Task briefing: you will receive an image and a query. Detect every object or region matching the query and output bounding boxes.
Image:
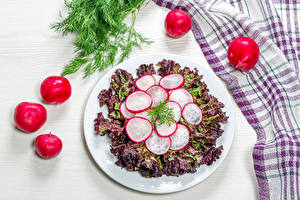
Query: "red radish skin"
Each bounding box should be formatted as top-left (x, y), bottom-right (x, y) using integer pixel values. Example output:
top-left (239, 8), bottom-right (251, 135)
top-left (145, 131), bottom-right (171, 155)
top-left (169, 124), bottom-right (190, 151)
top-left (125, 91), bottom-right (152, 113)
top-left (125, 117), bottom-right (153, 143)
top-left (165, 9), bottom-right (192, 38)
top-left (165, 101), bottom-right (182, 122)
top-left (14, 102), bottom-right (47, 133)
top-left (159, 74), bottom-right (185, 90)
top-left (134, 74), bottom-right (155, 91)
top-left (182, 103), bottom-right (203, 125)
top-left (227, 37), bottom-right (260, 71)
top-left (155, 119), bottom-right (178, 137)
top-left (40, 76), bottom-right (72, 104)
top-left (119, 102), bottom-right (135, 119)
top-left (146, 85), bottom-right (169, 106)
top-left (169, 88), bottom-right (194, 108)
top-left (34, 133), bottom-right (62, 159)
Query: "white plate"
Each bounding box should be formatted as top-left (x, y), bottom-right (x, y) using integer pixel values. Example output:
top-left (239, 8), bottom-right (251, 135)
top-left (84, 54), bottom-right (235, 194)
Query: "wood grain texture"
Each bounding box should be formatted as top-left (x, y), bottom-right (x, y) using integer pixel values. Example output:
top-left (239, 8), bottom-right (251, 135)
top-left (0, 1), bottom-right (258, 199)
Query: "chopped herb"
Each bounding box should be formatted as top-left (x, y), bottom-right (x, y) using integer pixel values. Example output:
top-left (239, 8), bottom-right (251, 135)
top-left (147, 101), bottom-right (175, 126)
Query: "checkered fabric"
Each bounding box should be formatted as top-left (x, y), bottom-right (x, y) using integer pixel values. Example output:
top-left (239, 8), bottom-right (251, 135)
top-left (153, 0), bottom-right (300, 199)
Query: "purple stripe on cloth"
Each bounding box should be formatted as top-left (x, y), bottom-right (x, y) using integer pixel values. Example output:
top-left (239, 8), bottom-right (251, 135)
top-left (297, 160), bottom-right (300, 200)
top-left (294, 1), bottom-right (300, 61)
top-left (253, 145), bottom-right (271, 199)
top-left (289, 139), bottom-right (295, 200)
top-left (281, 139), bottom-right (288, 199)
top-left (264, 0), bottom-right (300, 76)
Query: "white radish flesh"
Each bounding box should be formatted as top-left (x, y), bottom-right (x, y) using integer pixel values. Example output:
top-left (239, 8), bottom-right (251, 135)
top-left (159, 74), bottom-right (184, 90)
top-left (125, 117), bottom-right (153, 143)
top-left (135, 110), bottom-right (152, 121)
top-left (169, 88), bottom-right (194, 108)
top-left (165, 101), bottom-right (182, 122)
top-left (146, 85), bottom-right (168, 106)
top-left (170, 124), bottom-right (190, 151)
top-left (135, 75), bottom-right (155, 91)
top-left (125, 91), bottom-right (152, 113)
top-left (145, 131), bottom-right (171, 155)
top-left (120, 102), bottom-right (135, 119)
top-left (155, 120), bottom-right (177, 137)
top-left (152, 74), bottom-right (162, 85)
top-left (182, 103), bottom-right (203, 125)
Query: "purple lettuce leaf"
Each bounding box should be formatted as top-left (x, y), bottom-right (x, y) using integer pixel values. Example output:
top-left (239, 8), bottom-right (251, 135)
top-left (136, 64), bottom-right (156, 77)
top-left (98, 91), bottom-right (122, 120)
top-left (94, 113), bottom-right (124, 136)
top-left (157, 59), bottom-right (180, 76)
top-left (110, 69), bottom-right (136, 101)
top-left (200, 146), bottom-right (223, 166)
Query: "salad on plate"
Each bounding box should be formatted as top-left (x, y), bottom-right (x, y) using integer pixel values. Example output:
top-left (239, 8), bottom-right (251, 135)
top-left (94, 59), bottom-right (228, 178)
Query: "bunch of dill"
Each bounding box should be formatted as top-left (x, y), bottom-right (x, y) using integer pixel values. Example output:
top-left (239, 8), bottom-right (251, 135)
top-left (51, 0), bottom-right (152, 78)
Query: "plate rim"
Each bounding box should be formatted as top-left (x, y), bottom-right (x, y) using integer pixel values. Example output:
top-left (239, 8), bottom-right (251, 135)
top-left (83, 53), bottom-right (236, 194)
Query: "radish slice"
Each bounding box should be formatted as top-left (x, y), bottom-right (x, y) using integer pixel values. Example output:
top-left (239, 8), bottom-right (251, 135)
top-left (125, 117), bottom-right (153, 143)
top-left (134, 74), bottom-right (155, 91)
top-left (182, 103), bottom-right (203, 125)
top-left (125, 91), bottom-right (152, 113)
top-left (169, 88), bottom-right (193, 108)
top-left (135, 110), bottom-right (152, 121)
top-left (155, 119), bottom-right (177, 137)
top-left (145, 131), bottom-right (171, 155)
top-left (170, 124), bottom-right (190, 151)
top-left (146, 85), bottom-right (168, 106)
top-left (159, 74), bottom-right (185, 90)
top-left (120, 102), bottom-right (134, 119)
top-left (152, 74), bottom-right (162, 85)
top-left (165, 101), bottom-right (182, 122)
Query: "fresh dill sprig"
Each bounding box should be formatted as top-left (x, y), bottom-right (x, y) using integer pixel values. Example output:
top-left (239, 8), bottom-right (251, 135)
top-left (51, 0), bottom-right (152, 78)
top-left (148, 101), bottom-right (175, 126)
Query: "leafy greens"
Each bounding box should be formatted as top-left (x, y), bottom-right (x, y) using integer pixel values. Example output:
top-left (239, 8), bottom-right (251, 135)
top-left (52, 0), bottom-right (151, 78)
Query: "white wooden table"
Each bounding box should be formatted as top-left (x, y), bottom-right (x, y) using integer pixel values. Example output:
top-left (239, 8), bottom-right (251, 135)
top-left (0, 1), bottom-right (258, 199)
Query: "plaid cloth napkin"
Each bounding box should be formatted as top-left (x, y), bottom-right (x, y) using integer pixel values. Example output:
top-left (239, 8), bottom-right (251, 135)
top-left (153, 0), bottom-right (300, 199)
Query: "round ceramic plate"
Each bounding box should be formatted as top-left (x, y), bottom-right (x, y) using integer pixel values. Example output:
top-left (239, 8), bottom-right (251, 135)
top-left (84, 54), bottom-right (235, 193)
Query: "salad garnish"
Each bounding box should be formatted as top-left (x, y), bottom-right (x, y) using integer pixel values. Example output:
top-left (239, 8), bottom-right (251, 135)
top-left (148, 100), bottom-right (174, 126)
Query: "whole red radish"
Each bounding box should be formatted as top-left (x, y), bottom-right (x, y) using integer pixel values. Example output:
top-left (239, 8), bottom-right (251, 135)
top-left (165, 9), bottom-right (192, 38)
top-left (227, 37), bottom-right (260, 71)
top-left (14, 102), bottom-right (47, 133)
top-left (40, 76), bottom-right (71, 104)
top-left (34, 133), bottom-right (62, 159)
